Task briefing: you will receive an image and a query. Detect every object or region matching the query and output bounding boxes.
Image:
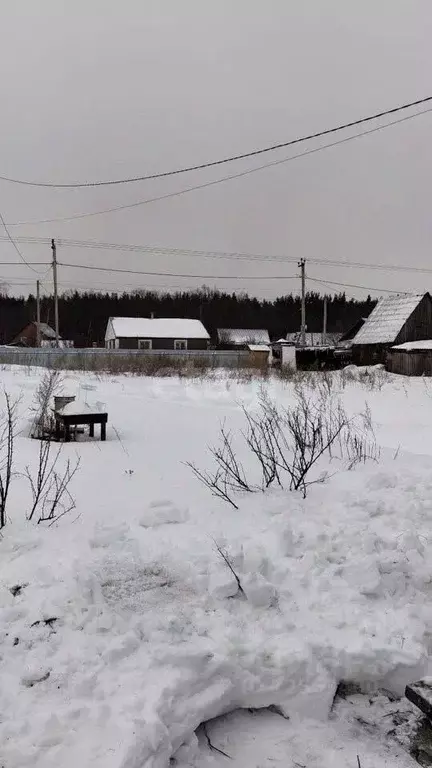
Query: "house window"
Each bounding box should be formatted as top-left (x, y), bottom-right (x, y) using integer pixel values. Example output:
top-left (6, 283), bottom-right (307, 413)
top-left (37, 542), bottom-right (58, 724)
top-left (174, 339), bottom-right (187, 351)
top-left (138, 339), bottom-right (152, 350)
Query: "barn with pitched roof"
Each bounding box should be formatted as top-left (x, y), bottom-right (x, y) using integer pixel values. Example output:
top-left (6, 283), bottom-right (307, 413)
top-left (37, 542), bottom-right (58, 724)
top-left (352, 293), bottom-right (432, 366)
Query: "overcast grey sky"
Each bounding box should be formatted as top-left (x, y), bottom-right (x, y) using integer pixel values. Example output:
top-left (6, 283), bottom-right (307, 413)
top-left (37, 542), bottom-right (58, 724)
top-left (1, 0), bottom-right (431, 299)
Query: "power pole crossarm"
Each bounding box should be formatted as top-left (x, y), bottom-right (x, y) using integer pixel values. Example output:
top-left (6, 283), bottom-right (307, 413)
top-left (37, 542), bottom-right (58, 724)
top-left (298, 258), bottom-right (306, 347)
top-left (51, 238), bottom-right (59, 347)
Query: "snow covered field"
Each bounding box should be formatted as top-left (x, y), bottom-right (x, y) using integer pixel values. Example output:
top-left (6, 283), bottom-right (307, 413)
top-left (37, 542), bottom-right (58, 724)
top-left (1, 365), bottom-right (431, 767)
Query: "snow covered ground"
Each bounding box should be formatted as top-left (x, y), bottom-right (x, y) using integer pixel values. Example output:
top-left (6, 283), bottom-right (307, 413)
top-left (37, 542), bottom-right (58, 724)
top-left (0, 365), bottom-right (431, 767)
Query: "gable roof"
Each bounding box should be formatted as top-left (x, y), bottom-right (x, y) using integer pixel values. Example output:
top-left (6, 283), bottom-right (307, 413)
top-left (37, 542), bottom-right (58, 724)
top-left (352, 294), bottom-right (427, 345)
top-left (107, 317), bottom-right (210, 340)
top-left (37, 322), bottom-right (57, 339)
top-left (338, 317), bottom-right (367, 345)
top-left (286, 331), bottom-right (340, 347)
top-left (217, 328), bottom-right (270, 345)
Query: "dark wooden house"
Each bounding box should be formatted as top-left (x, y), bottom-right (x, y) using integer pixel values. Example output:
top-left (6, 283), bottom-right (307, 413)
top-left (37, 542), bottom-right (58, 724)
top-left (105, 317), bottom-right (210, 350)
top-left (10, 322), bottom-right (59, 348)
top-left (352, 293), bottom-right (432, 366)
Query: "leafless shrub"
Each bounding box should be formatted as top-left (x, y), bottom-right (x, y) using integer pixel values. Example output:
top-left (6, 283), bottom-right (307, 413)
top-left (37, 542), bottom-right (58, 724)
top-left (319, 370), bottom-right (335, 396)
top-left (358, 366), bottom-right (388, 391)
top-left (0, 392), bottom-right (19, 529)
top-left (213, 539), bottom-right (245, 596)
top-left (31, 370), bottom-right (63, 439)
top-left (189, 386), bottom-right (379, 505)
top-left (26, 438), bottom-right (80, 525)
top-left (241, 404), bottom-right (282, 490)
top-left (186, 423), bottom-right (254, 508)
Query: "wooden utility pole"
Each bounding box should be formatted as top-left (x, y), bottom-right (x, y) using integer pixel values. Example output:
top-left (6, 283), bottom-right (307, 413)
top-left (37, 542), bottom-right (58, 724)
top-left (51, 238), bottom-right (59, 347)
top-left (298, 258), bottom-right (306, 346)
top-left (36, 279), bottom-right (41, 347)
top-left (322, 295), bottom-right (327, 346)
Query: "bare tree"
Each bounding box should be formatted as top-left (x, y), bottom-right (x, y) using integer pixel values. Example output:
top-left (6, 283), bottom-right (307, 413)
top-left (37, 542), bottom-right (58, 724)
top-left (0, 392), bottom-right (18, 529)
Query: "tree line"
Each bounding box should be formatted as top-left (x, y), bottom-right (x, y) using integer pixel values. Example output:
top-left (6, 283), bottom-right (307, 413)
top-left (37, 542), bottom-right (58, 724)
top-left (0, 288), bottom-right (376, 347)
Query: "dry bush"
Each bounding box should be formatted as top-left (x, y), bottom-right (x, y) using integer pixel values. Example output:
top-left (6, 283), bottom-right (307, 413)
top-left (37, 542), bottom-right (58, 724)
top-left (31, 370), bottom-right (63, 439)
top-left (27, 369), bottom-right (80, 525)
top-left (26, 442), bottom-right (80, 525)
top-left (0, 392), bottom-right (19, 529)
top-left (188, 385), bottom-right (379, 506)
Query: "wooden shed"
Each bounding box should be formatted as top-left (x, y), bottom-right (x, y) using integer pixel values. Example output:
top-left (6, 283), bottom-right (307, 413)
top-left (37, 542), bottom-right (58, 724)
top-left (387, 340), bottom-right (432, 376)
top-left (352, 293), bottom-right (432, 366)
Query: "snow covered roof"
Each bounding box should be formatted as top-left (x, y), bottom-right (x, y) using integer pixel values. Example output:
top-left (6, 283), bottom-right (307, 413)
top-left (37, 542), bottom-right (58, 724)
top-left (352, 294), bottom-right (427, 345)
top-left (108, 317), bottom-right (210, 340)
top-left (286, 331), bottom-right (340, 347)
top-left (392, 340), bottom-right (432, 352)
top-left (247, 344), bottom-right (270, 352)
top-left (37, 322), bottom-right (57, 339)
top-left (217, 328), bottom-right (270, 345)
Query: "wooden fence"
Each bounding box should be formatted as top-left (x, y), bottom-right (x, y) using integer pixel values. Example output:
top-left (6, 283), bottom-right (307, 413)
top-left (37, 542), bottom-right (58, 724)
top-left (0, 346), bottom-right (254, 372)
top-left (387, 349), bottom-right (432, 376)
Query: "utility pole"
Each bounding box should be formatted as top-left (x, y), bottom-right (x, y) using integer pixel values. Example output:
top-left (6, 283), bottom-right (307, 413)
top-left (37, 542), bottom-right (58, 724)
top-left (322, 295), bottom-right (327, 346)
top-left (298, 258), bottom-right (306, 347)
top-left (51, 238), bottom-right (59, 347)
top-left (36, 279), bottom-right (41, 348)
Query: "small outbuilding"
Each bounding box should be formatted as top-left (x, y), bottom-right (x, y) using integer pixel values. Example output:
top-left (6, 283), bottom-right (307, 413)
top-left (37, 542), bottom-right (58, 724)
top-left (387, 340), bottom-right (432, 376)
top-left (10, 322), bottom-right (73, 348)
top-left (105, 317), bottom-right (210, 350)
top-left (217, 328), bottom-right (270, 349)
top-left (352, 293), bottom-right (432, 366)
top-left (286, 331), bottom-right (340, 347)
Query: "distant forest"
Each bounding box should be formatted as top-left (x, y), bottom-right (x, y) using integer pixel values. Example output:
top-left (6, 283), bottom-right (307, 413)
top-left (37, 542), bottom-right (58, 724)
top-left (0, 288), bottom-right (376, 347)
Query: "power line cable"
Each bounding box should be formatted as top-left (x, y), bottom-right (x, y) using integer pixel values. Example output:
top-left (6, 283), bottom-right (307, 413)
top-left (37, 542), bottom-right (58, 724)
top-left (2, 95), bottom-right (432, 188)
top-left (0, 261), bottom-right (50, 266)
top-left (2, 234), bottom-right (432, 278)
top-left (0, 209), bottom-right (48, 274)
top-left (7, 106), bottom-right (432, 226)
top-left (307, 275), bottom-right (408, 294)
top-left (58, 261), bottom-right (299, 280)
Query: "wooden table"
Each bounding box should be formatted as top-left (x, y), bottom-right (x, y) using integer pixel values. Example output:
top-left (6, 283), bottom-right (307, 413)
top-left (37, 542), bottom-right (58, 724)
top-left (54, 410), bottom-right (108, 442)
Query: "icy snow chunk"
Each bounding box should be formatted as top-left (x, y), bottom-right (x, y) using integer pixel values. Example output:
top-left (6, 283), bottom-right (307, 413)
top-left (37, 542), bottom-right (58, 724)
top-left (208, 569), bottom-right (239, 599)
top-left (242, 573), bottom-right (277, 608)
top-left (367, 471), bottom-right (399, 490)
top-left (140, 499), bottom-right (189, 528)
top-left (279, 664), bottom-right (338, 721)
top-left (340, 559), bottom-right (381, 596)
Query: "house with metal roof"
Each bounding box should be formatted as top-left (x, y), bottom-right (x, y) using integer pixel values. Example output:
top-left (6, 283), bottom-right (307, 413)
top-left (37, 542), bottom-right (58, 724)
top-left (351, 293), bottom-right (432, 366)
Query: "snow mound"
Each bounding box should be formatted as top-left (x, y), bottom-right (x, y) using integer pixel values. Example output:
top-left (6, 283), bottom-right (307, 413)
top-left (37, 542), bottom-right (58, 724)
top-left (140, 499), bottom-right (189, 527)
